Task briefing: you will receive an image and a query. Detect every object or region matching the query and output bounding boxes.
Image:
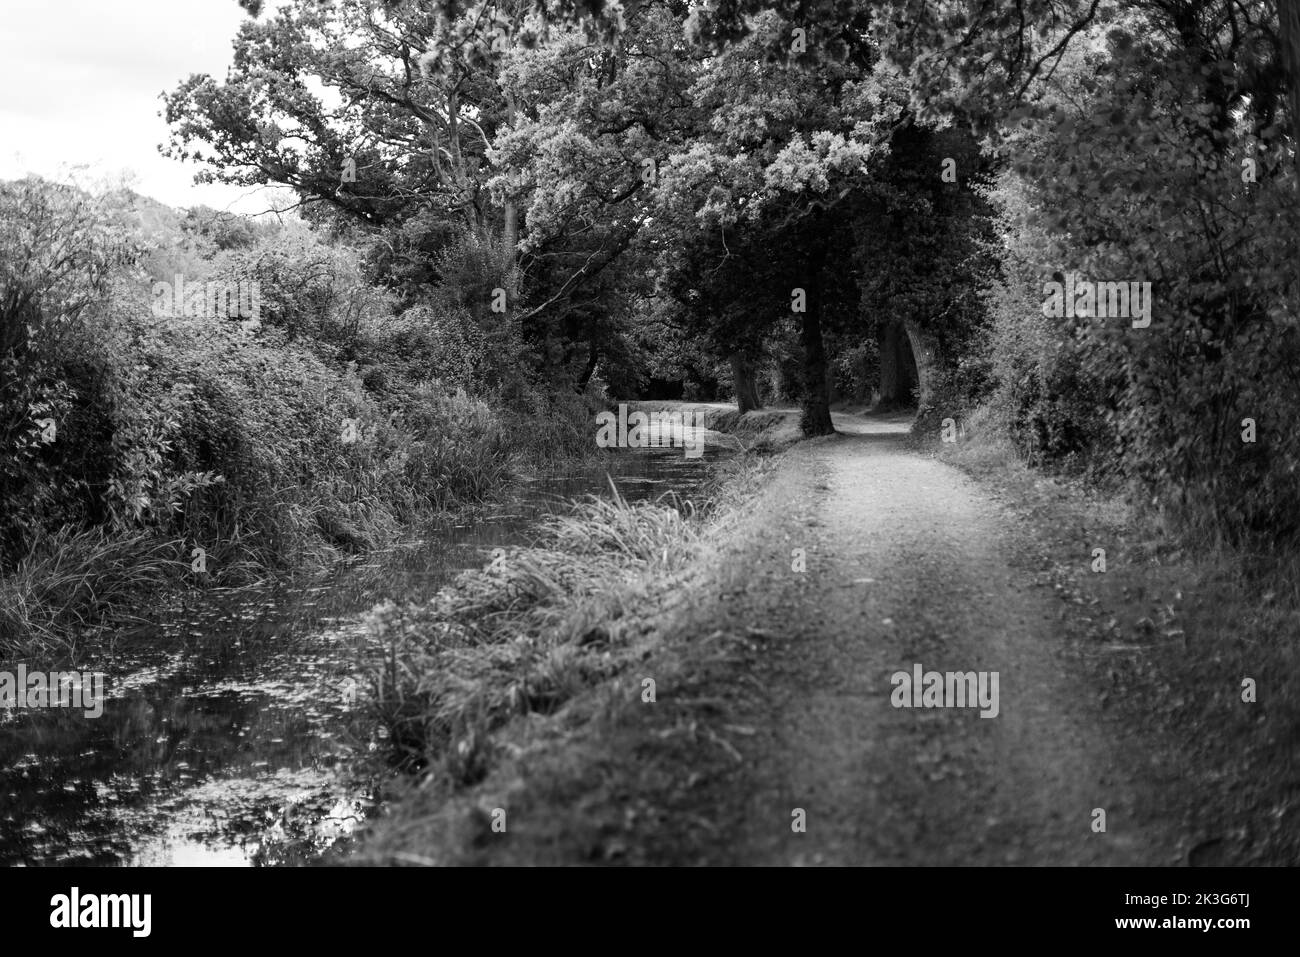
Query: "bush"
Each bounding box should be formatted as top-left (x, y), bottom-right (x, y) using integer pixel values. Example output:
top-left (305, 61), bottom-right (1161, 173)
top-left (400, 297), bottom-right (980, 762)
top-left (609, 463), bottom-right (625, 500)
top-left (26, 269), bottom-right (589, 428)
top-left (0, 179), bottom-right (549, 651)
top-left (977, 22), bottom-right (1300, 549)
top-left (397, 384), bottom-right (512, 508)
top-left (362, 490), bottom-right (699, 769)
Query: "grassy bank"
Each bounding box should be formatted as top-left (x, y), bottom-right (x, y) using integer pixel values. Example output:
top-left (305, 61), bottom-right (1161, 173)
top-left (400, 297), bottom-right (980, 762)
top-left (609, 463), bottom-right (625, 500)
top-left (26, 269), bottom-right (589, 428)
top-left (346, 408), bottom-right (798, 865)
top-left (936, 420), bottom-right (1300, 864)
top-left (0, 358), bottom-right (571, 656)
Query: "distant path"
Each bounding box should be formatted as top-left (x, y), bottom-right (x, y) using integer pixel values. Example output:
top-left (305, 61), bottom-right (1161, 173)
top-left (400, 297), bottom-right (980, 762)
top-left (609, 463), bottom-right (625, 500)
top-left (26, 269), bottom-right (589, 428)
top-left (700, 411), bottom-right (1182, 864)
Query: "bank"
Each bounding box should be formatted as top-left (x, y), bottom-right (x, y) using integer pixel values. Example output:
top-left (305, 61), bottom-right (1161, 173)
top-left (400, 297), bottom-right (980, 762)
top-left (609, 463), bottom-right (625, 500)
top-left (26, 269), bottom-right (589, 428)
top-left (346, 402), bottom-right (802, 864)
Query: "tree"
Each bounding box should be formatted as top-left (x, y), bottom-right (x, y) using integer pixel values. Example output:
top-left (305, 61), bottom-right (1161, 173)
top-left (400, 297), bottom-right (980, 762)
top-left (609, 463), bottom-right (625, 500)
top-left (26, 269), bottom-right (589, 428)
top-left (645, 10), bottom-right (900, 433)
top-left (485, 1), bottom-right (700, 390)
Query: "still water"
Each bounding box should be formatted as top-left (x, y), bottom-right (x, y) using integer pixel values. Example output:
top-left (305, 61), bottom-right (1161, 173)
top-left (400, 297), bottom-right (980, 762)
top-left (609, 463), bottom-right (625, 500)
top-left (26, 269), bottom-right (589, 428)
top-left (0, 437), bottom-right (727, 866)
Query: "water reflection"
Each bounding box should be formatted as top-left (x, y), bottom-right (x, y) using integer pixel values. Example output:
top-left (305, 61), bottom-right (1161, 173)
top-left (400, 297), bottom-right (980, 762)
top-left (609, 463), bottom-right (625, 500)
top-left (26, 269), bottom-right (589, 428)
top-left (0, 438), bottom-right (726, 866)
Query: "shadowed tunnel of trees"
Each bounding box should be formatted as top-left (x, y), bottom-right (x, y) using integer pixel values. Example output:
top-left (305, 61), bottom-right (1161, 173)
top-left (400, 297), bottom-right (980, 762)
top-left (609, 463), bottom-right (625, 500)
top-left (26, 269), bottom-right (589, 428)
top-left (876, 321), bottom-right (922, 411)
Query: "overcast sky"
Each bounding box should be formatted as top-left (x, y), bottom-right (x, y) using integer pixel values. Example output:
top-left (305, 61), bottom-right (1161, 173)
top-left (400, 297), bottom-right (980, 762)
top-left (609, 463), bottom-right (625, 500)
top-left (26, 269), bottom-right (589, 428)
top-left (0, 0), bottom-right (289, 213)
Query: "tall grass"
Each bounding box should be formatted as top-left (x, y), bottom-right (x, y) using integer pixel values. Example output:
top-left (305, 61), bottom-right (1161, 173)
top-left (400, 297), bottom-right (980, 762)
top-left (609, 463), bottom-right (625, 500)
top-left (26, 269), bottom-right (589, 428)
top-left (0, 527), bottom-right (186, 656)
top-left (357, 451), bottom-right (782, 790)
top-left (360, 482), bottom-right (703, 774)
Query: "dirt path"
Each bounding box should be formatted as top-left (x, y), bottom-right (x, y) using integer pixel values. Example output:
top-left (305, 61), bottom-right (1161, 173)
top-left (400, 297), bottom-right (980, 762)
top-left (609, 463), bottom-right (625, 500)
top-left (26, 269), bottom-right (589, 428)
top-left (356, 408), bottom-right (1218, 866)
top-left (696, 411), bottom-right (1184, 865)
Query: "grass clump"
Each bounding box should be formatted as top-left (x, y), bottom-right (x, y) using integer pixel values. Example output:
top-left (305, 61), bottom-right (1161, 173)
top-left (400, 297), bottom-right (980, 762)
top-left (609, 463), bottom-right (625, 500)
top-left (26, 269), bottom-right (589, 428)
top-left (361, 480), bottom-right (703, 776)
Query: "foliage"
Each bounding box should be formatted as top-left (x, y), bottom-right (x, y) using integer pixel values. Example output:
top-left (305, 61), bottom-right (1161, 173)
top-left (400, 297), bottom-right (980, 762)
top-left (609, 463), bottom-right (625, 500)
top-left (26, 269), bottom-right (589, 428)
top-left (0, 177), bottom-right (533, 651)
top-left (975, 6), bottom-right (1300, 544)
top-left (363, 485), bottom-right (703, 769)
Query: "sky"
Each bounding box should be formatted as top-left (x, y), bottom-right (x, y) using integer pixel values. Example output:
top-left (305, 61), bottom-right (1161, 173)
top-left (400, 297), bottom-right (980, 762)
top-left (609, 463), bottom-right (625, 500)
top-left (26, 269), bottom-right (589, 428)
top-left (0, 0), bottom-right (289, 214)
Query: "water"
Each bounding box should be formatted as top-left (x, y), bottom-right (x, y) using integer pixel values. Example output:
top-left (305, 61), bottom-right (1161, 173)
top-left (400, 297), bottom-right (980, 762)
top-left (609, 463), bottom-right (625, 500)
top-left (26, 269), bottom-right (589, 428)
top-left (0, 435), bottom-right (728, 866)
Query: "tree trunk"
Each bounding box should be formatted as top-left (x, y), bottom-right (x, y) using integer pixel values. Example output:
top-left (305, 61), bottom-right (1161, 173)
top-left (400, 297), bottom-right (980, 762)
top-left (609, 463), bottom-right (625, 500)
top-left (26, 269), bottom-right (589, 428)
top-left (878, 320), bottom-right (920, 408)
top-left (502, 91), bottom-right (520, 260)
top-left (1281, 0), bottom-right (1300, 286)
top-left (576, 339), bottom-right (599, 393)
top-left (504, 199), bottom-right (518, 256)
top-left (729, 352), bottom-right (763, 413)
top-left (1279, 2), bottom-right (1300, 163)
top-left (799, 243), bottom-right (836, 436)
top-left (878, 321), bottom-right (900, 405)
top-left (902, 319), bottom-right (938, 411)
